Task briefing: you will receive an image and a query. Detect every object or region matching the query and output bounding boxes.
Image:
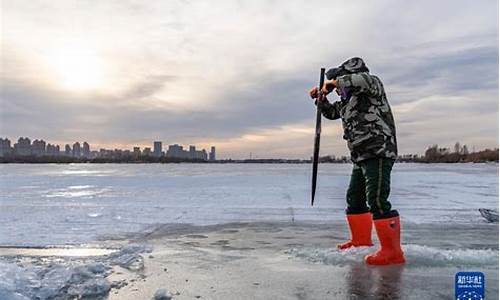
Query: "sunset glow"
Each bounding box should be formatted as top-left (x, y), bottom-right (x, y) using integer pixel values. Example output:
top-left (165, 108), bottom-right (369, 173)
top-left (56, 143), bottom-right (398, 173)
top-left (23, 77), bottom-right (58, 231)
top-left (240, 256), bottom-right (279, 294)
top-left (45, 44), bottom-right (107, 91)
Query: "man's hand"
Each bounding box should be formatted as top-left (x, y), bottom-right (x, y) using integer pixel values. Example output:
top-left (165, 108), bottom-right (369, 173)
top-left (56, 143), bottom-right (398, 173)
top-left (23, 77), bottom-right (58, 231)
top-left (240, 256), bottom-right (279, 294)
top-left (309, 86), bottom-right (319, 99)
top-left (321, 79), bottom-right (337, 95)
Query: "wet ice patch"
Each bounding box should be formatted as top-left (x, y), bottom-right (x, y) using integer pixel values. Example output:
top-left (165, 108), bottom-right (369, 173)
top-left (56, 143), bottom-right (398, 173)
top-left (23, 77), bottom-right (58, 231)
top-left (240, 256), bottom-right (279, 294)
top-left (286, 246), bottom-right (373, 266)
top-left (44, 185), bottom-right (110, 199)
top-left (286, 244), bottom-right (498, 268)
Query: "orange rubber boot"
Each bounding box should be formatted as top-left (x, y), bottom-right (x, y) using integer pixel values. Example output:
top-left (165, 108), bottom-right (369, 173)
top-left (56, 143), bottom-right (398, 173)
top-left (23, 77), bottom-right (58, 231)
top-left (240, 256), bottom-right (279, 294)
top-left (365, 216), bottom-right (405, 265)
top-left (337, 212), bottom-right (374, 250)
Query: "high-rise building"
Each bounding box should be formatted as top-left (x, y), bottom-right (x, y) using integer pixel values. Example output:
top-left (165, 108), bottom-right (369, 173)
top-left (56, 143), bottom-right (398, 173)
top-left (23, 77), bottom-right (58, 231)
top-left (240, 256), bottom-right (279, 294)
top-left (82, 142), bottom-right (90, 158)
top-left (65, 144), bottom-right (71, 156)
top-left (166, 144), bottom-right (184, 158)
top-left (72, 142), bottom-right (81, 157)
top-left (46, 144), bottom-right (60, 156)
top-left (209, 146), bottom-right (216, 161)
top-left (143, 147), bottom-right (152, 156)
top-left (166, 144), bottom-right (209, 160)
top-left (45, 143), bottom-right (56, 156)
top-left (0, 138), bottom-right (12, 157)
top-left (14, 137), bottom-right (31, 156)
top-left (32, 139), bottom-right (46, 156)
top-left (46, 143), bottom-right (53, 155)
top-left (133, 147), bottom-right (141, 158)
top-left (113, 149), bottom-right (123, 158)
top-left (189, 145), bottom-right (196, 159)
top-left (153, 141), bottom-right (162, 157)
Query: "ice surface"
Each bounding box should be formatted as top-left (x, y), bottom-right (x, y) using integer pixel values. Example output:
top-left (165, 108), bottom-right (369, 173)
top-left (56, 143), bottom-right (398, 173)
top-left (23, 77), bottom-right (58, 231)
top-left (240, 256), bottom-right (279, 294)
top-left (0, 163), bottom-right (497, 247)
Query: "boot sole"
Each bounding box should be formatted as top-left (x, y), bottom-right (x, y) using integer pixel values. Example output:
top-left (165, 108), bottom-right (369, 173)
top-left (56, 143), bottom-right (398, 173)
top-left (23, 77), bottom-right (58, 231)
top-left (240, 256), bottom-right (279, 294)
top-left (365, 255), bottom-right (405, 265)
top-left (337, 243), bottom-right (374, 250)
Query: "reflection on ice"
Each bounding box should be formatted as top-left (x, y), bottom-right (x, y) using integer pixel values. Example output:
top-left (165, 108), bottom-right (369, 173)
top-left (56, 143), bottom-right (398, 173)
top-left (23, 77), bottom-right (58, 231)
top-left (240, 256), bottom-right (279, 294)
top-left (60, 169), bottom-right (115, 176)
top-left (346, 263), bottom-right (404, 299)
top-left (87, 213), bottom-right (103, 218)
top-left (44, 186), bottom-right (109, 198)
top-left (68, 185), bottom-right (95, 190)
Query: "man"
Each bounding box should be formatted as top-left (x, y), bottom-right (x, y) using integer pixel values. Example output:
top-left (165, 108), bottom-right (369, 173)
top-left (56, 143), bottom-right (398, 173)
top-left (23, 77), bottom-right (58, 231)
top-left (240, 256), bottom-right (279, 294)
top-left (308, 57), bottom-right (405, 265)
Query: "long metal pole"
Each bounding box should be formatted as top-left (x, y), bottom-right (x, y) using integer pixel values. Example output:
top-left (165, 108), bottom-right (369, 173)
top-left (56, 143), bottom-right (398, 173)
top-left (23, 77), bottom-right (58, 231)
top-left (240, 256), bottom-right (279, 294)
top-left (311, 68), bottom-right (325, 206)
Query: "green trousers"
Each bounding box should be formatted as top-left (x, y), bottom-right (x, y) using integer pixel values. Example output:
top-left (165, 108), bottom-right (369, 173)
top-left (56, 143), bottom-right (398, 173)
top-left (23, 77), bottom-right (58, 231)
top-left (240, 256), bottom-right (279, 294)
top-left (346, 157), bottom-right (395, 219)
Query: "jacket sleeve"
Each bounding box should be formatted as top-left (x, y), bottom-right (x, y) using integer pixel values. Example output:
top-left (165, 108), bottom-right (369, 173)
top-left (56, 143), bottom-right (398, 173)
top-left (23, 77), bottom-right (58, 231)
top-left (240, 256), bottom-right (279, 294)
top-left (318, 99), bottom-right (342, 120)
top-left (336, 73), bottom-right (383, 98)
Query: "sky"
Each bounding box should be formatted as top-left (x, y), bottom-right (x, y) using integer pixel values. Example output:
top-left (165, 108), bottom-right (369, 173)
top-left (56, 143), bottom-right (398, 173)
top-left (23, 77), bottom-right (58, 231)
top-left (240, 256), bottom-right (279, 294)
top-left (1, 0), bottom-right (498, 159)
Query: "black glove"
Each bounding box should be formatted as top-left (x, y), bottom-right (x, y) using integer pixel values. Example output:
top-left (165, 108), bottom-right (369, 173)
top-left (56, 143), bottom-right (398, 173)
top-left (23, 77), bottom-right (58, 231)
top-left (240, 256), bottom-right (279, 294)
top-left (325, 67), bottom-right (349, 80)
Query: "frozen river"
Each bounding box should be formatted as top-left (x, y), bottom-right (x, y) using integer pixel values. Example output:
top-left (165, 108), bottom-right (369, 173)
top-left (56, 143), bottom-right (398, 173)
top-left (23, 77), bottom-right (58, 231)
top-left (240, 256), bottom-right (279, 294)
top-left (0, 163), bottom-right (498, 300)
top-left (0, 163), bottom-right (498, 246)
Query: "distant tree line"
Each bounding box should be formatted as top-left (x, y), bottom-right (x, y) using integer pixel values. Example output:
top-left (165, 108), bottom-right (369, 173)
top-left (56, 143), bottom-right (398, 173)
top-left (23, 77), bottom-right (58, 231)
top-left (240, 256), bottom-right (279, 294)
top-left (398, 142), bottom-right (498, 163)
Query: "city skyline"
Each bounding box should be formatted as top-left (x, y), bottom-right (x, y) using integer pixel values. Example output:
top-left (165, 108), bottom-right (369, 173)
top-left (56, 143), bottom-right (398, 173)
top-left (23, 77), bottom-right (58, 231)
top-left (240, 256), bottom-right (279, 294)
top-left (2, 135), bottom-right (496, 162)
top-left (1, 1), bottom-right (498, 159)
top-left (0, 136), bottom-right (216, 161)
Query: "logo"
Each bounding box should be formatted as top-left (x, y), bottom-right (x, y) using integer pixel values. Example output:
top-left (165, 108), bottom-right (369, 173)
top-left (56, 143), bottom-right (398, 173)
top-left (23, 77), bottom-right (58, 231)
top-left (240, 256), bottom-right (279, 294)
top-left (455, 272), bottom-right (485, 300)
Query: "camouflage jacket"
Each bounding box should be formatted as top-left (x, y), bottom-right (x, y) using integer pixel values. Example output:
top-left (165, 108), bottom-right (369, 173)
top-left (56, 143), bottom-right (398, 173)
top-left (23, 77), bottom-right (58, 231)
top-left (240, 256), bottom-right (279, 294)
top-left (319, 72), bottom-right (398, 162)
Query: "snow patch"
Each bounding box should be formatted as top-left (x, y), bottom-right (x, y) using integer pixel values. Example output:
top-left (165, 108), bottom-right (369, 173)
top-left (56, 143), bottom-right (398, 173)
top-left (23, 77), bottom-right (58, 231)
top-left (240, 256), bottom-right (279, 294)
top-left (286, 244), bottom-right (498, 268)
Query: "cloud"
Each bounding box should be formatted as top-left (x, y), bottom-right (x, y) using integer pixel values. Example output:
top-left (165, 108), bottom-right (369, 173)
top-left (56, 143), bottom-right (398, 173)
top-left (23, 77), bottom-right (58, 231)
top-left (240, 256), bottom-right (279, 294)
top-left (1, 0), bottom-right (498, 158)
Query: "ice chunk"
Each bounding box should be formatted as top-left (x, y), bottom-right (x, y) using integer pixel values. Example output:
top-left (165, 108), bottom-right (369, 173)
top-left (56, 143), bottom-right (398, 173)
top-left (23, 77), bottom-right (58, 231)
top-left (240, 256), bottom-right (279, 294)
top-left (0, 244), bottom-right (150, 299)
top-left (153, 288), bottom-right (173, 300)
top-left (108, 244), bottom-right (152, 271)
top-left (0, 260), bottom-right (112, 300)
top-left (479, 208), bottom-right (499, 223)
top-left (67, 278), bottom-right (111, 298)
top-left (0, 290), bottom-right (30, 300)
top-left (0, 261), bottom-right (40, 300)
